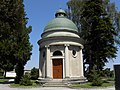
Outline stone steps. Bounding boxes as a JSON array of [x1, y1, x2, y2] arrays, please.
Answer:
[[38, 77, 87, 87], [39, 79, 69, 87], [42, 82, 68, 87]]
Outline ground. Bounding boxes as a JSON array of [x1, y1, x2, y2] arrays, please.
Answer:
[[0, 84, 115, 90]]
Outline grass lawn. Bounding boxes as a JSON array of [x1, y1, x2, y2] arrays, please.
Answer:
[[10, 80, 40, 88], [0, 76, 4, 79], [0, 76, 9, 83], [0, 79, 8, 83], [70, 81, 114, 89], [10, 83, 40, 88]]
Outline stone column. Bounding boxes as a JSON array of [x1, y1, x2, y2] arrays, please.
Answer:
[[65, 44, 70, 78], [80, 48, 84, 77], [38, 69, 42, 79], [39, 47, 42, 79], [45, 45, 51, 78]]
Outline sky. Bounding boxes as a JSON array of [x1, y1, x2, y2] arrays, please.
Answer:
[[23, 0, 120, 70]]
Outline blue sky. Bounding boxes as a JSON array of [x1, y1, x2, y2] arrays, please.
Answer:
[[23, 0, 120, 70]]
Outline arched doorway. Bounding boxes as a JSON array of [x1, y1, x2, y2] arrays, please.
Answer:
[[52, 51, 63, 79]]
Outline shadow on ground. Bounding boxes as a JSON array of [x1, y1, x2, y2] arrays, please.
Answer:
[[0, 78, 14, 84]]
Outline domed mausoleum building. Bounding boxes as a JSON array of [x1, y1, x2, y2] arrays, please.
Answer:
[[38, 9, 86, 86]]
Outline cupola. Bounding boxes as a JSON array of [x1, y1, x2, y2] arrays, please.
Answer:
[[43, 9, 78, 33]]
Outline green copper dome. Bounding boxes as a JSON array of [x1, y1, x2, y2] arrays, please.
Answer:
[[44, 9, 78, 32]]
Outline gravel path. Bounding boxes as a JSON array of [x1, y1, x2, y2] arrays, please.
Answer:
[[0, 84, 115, 90]]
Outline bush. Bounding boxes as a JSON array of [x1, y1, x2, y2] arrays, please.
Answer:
[[30, 67, 39, 80], [89, 66, 103, 86], [20, 74, 32, 86], [91, 76, 103, 86], [101, 68, 114, 78]]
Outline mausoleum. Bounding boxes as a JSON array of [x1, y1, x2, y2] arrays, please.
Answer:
[[38, 9, 86, 86]]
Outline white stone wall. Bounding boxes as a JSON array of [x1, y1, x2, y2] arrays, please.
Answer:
[[69, 45, 81, 78]]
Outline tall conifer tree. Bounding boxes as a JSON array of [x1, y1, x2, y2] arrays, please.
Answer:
[[67, 0, 120, 79], [0, 0, 32, 83], [80, 0, 117, 72]]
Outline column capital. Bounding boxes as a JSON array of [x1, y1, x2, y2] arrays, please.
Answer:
[[64, 44, 70, 47], [45, 45, 50, 48]]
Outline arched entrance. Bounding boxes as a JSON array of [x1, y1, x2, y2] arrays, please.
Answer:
[[52, 51, 63, 79]]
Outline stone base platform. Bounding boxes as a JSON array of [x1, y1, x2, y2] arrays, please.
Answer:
[[38, 77, 87, 87]]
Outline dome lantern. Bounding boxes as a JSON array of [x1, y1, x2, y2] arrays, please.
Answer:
[[55, 9, 67, 18]]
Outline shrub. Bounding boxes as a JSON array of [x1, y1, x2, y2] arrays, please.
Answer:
[[91, 76, 103, 86], [89, 66, 103, 86], [20, 74, 32, 86], [30, 67, 39, 80]]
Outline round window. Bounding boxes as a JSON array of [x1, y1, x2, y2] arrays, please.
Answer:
[[72, 50, 77, 57]]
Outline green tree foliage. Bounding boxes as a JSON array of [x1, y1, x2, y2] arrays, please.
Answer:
[[80, 0, 117, 72], [0, 0, 32, 83], [67, 0, 84, 32], [30, 67, 39, 80], [102, 0, 120, 45], [67, 0, 120, 80], [0, 0, 16, 75], [102, 68, 114, 78]]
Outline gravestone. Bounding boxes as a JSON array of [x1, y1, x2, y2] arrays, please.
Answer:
[[114, 64, 120, 90]]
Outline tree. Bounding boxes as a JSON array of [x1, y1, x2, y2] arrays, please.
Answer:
[[11, 0, 32, 84], [0, 0, 32, 83], [101, 0, 120, 46], [0, 0, 18, 77], [67, 0, 84, 32], [67, 0, 120, 79], [81, 0, 118, 72]]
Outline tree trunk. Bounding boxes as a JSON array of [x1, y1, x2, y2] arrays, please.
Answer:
[[4, 70, 6, 78], [15, 62, 24, 84]]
